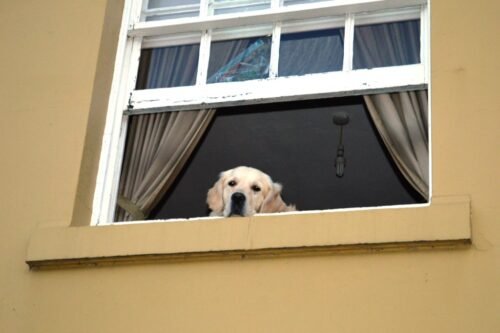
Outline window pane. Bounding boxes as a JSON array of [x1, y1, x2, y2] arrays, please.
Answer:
[[136, 44, 200, 89], [148, 0, 199, 8], [145, 11, 200, 21], [144, 0, 200, 21], [353, 19, 420, 69], [283, 0, 328, 6], [210, 0, 270, 15], [279, 28, 344, 76], [207, 36, 271, 83]]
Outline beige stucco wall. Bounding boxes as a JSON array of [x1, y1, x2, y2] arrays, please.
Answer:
[[1, 0, 499, 332]]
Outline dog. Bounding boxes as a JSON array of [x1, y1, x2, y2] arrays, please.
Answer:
[[207, 166, 296, 217]]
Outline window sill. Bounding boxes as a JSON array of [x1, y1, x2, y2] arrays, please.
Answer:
[[27, 195, 471, 269]]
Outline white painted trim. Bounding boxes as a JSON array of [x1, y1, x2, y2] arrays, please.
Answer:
[[98, 38, 142, 224], [99, 38, 144, 226], [269, 22, 282, 78], [342, 13, 355, 71], [108, 116, 130, 222], [91, 0, 144, 226], [128, 64, 426, 113], [196, 30, 212, 84], [129, 0, 426, 37], [200, 0, 210, 16]]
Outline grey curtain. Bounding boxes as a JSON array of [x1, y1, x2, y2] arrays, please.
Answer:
[[279, 28, 344, 76], [145, 43, 200, 88], [363, 91, 429, 199], [116, 110, 215, 221], [353, 19, 420, 69]]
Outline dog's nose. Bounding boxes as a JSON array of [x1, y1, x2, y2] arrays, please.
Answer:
[[231, 192, 245, 203], [229, 192, 246, 217]]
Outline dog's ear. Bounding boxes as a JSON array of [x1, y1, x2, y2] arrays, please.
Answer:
[[260, 183, 296, 214], [207, 172, 226, 215]]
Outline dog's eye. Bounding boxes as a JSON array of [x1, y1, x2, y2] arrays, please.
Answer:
[[251, 185, 261, 192], [228, 180, 237, 187]]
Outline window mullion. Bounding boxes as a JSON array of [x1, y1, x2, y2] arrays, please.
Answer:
[[200, 0, 209, 16], [196, 0, 211, 86], [197, 30, 212, 85], [342, 13, 355, 71], [268, 0, 281, 78], [269, 22, 281, 78]]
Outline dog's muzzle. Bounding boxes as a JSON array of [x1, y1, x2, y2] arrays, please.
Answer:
[[229, 192, 246, 216]]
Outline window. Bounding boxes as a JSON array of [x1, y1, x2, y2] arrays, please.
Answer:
[[93, 0, 430, 225]]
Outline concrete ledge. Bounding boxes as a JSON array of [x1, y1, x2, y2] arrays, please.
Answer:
[[26, 195, 471, 269]]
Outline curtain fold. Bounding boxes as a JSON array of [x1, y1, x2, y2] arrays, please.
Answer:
[[363, 90, 429, 199], [117, 109, 215, 221]]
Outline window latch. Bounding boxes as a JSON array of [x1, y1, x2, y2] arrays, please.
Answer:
[[333, 112, 350, 177], [127, 92, 134, 110]]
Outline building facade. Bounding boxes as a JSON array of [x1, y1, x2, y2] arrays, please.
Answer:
[[1, 0, 499, 332]]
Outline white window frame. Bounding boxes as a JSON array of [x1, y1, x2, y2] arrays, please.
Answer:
[[92, 0, 430, 226]]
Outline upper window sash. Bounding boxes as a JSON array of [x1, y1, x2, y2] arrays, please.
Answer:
[[126, 1, 428, 113], [139, 3, 424, 49], [131, 0, 426, 37]]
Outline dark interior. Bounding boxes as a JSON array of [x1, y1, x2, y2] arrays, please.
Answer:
[[149, 96, 425, 220]]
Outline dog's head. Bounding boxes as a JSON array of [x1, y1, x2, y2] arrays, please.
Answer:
[[207, 166, 295, 217]]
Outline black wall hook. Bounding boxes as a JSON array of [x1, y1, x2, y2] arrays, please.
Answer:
[[333, 112, 350, 177]]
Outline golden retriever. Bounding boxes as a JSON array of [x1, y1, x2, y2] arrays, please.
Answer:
[[207, 166, 296, 217]]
